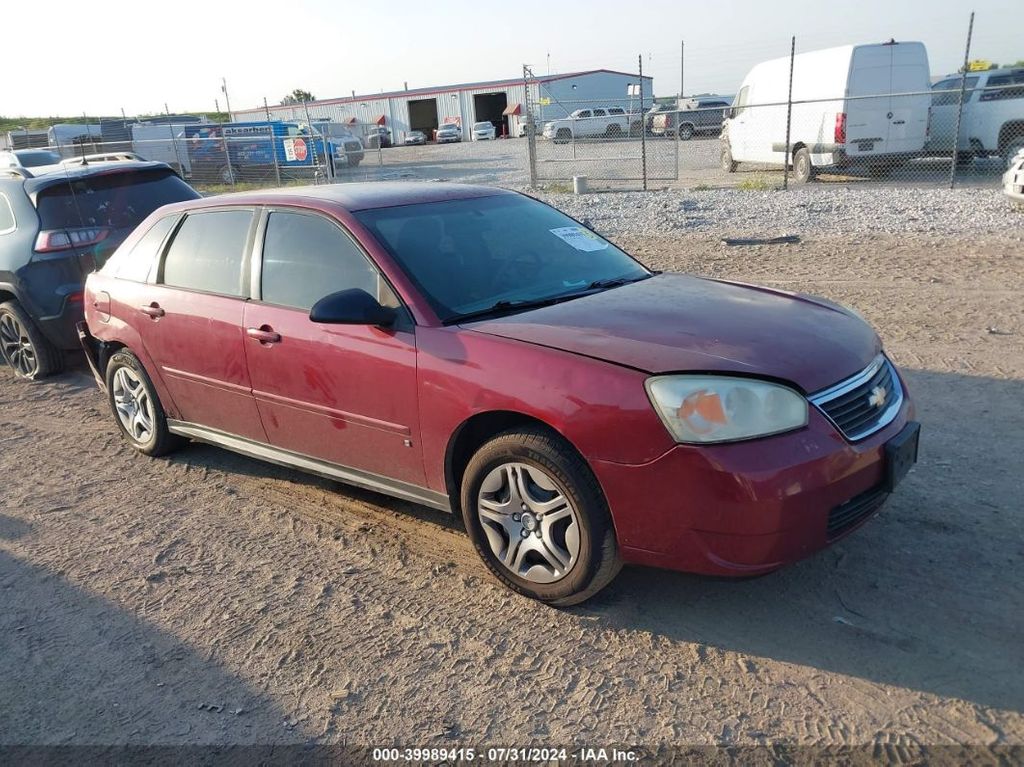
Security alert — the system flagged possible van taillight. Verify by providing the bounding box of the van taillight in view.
[834,113,847,145]
[34,227,110,253]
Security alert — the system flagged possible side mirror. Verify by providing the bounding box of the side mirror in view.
[724,107,734,120]
[310,289,396,327]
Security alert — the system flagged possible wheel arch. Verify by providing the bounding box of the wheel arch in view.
[444,410,589,514]
[998,121,1024,154]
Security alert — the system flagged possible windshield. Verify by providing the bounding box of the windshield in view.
[355,194,650,322]
[16,150,62,168]
[36,169,199,230]
[474,122,491,130]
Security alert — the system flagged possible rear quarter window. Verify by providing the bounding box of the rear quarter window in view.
[0,193,15,234]
[101,214,180,282]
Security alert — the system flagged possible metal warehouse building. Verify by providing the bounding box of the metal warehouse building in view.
[233,69,654,141]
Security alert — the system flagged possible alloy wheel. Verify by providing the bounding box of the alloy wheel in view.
[0,312,38,378]
[476,462,581,584]
[111,366,155,443]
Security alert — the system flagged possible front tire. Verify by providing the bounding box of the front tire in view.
[0,300,62,380]
[554,128,572,145]
[105,350,183,457]
[679,123,695,141]
[460,428,621,606]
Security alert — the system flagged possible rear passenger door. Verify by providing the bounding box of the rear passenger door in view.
[242,208,424,486]
[136,207,267,441]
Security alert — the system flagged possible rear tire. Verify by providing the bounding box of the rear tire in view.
[605,124,623,139]
[720,143,737,173]
[460,428,621,606]
[105,350,184,457]
[793,147,814,183]
[0,300,62,381]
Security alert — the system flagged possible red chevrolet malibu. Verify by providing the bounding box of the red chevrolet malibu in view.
[80,183,919,605]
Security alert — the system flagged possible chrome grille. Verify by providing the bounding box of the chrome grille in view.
[810,355,903,441]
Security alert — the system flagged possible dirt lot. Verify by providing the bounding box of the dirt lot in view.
[1,230,1022,752]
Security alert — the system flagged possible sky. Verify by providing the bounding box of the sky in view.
[3,0,1022,118]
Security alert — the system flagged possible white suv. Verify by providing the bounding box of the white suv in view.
[1004,146,1024,203]
[542,107,630,143]
[928,67,1024,166]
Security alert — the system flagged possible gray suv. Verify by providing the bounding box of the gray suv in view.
[651,97,732,140]
[0,162,198,379]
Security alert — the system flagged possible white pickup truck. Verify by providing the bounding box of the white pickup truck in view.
[542,107,632,143]
[927,67,1024,166]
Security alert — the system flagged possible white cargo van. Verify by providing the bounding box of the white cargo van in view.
[721,42,931,182]
[130,124,192,177]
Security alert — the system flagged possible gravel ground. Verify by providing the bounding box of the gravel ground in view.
[532,187,1024,238]
[0,187,1022,755]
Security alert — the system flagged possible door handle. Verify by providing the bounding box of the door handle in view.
[140,303,165,318]
[246,326,281,344]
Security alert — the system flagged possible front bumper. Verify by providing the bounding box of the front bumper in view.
[594,394,916,576]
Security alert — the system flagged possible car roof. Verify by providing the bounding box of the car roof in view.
[22,161,176,195]
[175,181,516,213]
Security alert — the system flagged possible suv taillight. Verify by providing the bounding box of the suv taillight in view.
[835,113,847,145]
[34,227,110,253]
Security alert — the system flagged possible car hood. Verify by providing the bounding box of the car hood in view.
[463,273,881,393]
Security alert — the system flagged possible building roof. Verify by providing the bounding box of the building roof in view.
[237,69,653,114]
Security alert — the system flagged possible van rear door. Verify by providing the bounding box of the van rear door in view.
[847,43,930,158]
[846,46,894,158]
[887,43,931,154]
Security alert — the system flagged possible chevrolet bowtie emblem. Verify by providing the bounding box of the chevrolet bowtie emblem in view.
[869,385,887,409]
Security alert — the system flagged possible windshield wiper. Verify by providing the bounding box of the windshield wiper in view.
[449,274,652,325]
[449,295,579,324]
[585,274,651,291]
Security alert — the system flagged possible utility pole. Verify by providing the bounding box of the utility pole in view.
[264,96,272,122]
[949,12,975,189]
[680,40,685,101]
[221,77,233,118]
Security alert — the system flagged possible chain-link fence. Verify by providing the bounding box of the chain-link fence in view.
[4,12,1019,196]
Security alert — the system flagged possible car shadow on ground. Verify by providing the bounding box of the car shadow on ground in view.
[0,547,294,745]
[65,360,1023,714]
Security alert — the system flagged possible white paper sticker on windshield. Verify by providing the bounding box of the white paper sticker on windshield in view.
[549,226,609,252]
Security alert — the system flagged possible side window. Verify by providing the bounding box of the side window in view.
[0,193,15,235]
[576,110,592,119]
[104,214,179,282]
[933,76,979,107]
[608,108,624,115]
[161,210,252,296]
[734,86,750,116]
[980,74,1024,102]
[260,210,397,311]
[592,109,607,117]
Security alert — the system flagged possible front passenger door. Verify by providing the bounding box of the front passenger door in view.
[242,209,424,486]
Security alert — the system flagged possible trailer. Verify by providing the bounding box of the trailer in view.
[181,121,333,184]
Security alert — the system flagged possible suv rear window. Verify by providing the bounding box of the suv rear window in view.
[35,169,199,231]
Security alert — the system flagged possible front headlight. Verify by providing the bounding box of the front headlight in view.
[645,376,808,444]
